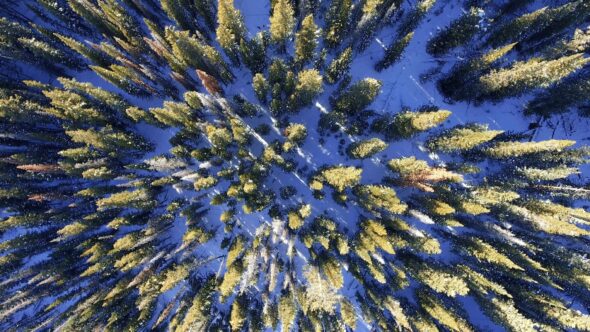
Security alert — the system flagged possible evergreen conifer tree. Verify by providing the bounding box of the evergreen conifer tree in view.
[478,53,590,99]
[269,0,295,49]
[332,78,381,113]
[347,138,388,159]
[295,14,319,64]
[216,0,246,62]
[375,32,414,72]
[325,47,353,84]
[426,7,482,56]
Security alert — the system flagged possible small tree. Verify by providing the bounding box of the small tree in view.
[269,0,295,49]
[525,73,590,117]
[383,107,451,139]
[398,0,437,35]
[332,78,382,113]
[478,53,590,99]
[324,0,352,48]
[353,185,407,214]
[426,124,503,152]
[438,42,516,101]
[278,291,297,332]
[290,69,323,109]
[295,15,319,64]
[326,47,353,84]
[388,157,462,192]
[347,138,388,159]
[375,32,414,72]
[355,219,395,262]
[426,7,482,56]
[252,73,270,103]
[319,166,362,192]
[414,265,469,297]
[486,139,576,159]
[216,0,246,62]
[284,123,307,150]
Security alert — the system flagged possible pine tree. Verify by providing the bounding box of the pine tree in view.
[295,14,319,64]
[278,291,297,332]
[398,0,437,35]
[230,297,247,331]
[438,42,517,101]
[55,33,112,66]
[544,27,590,58]
[229,117,250,145]
[96,0,145,50]
[150,101,194,129]
[284,123,307,144]
[91,64,150,96]
[340,299,357,329]
[269,0,295,49]
[464,238,523,271]
[414,265,469,297]
[219,260,243,300]
[184,90,203,109]
[160,263,191,292]
[205,124,233,152]
[503,203,589,237]
[355,219,395,262]
[418,291,473,332]
[239,31,268,74]
[332,78,382,114]
[426,124,503,152]
[197,69,223,95]
[486,139,576,159]
[166,28,233,84]
[42,89,108,124]
[426,7,482,56]
[325,47,353,84]
[318,254,343,289]
[387,157,462,192]
[488,1,590,47]
[174,277,216,331]
[375,32,413,72]
[0,18,80,69]
[57,77,129,113]
[353,185,407,214]
[517,166,579,181]
[531,293,590,330]
[0,94,42,123]
[525,73,590,117]
[362,0,385,17]
[287,209,304,230]
[300,266,341,314]
[478,53,590,99]
[194,176,217,190]
[485,298,538,332]
[252,73,270,103]
[289,69,323,110]
[66,127,151,153]
[160,0,194,31]
[347,138,387,159]
[324,0,352,48]
[385,106,451,138]
[319,166,362,192]
[97,188,156,211]
[353,0,389,51]
[216,0,246,62]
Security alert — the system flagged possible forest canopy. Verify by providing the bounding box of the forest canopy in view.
[0,0,590,331]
